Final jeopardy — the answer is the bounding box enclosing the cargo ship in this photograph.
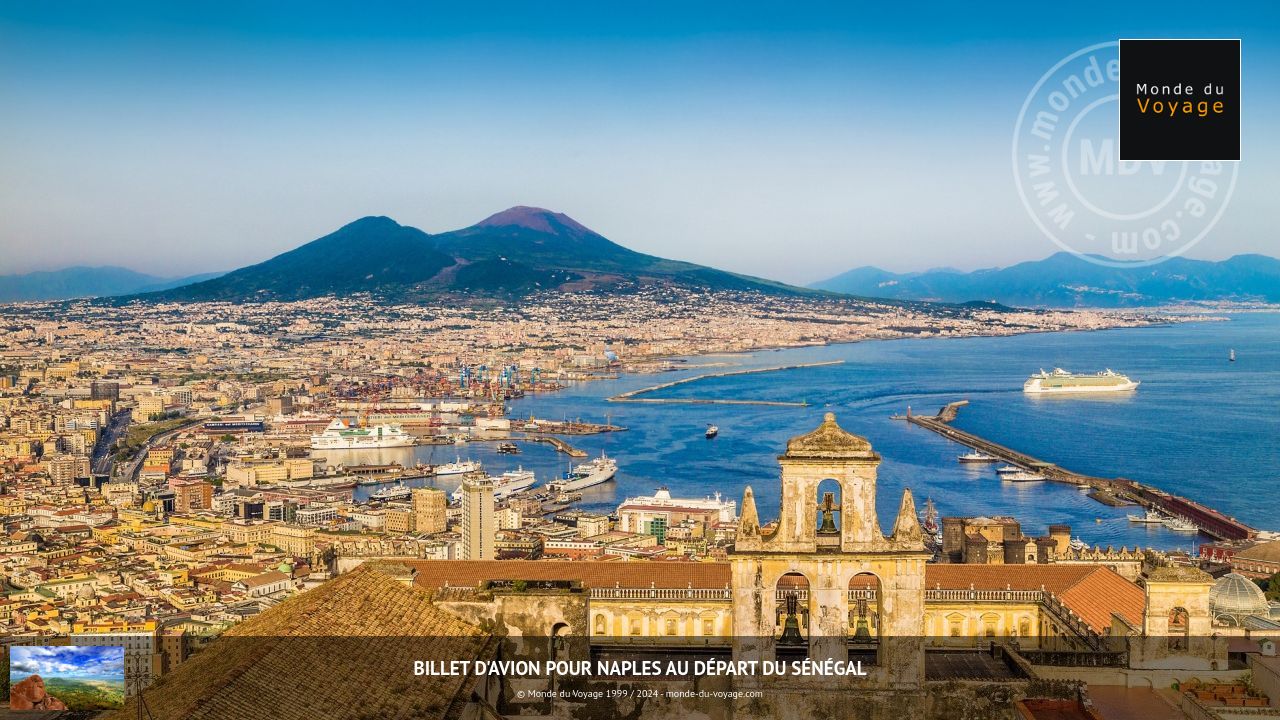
[310,419,415,450]
[1023,368,1139,394]
[547,453,617,492]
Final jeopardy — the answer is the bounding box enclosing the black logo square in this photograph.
[1119,39,1240,161]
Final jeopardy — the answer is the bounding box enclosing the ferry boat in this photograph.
[547,452,618,492]
[995,465,1022,475]
[451,468,537,502]
[370,482,411,502]
[497,442,520,454]
[310,419,415,450]
[958,451,998,464]
[434,458,481,477]
[1023,368,1139,394]
[1001,470,1046,482]
[1070,537,1088,552]
[1127,509,1167,524]
[705,425,719,439]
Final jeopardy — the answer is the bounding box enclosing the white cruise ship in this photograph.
[310,419,415,450]
[547,452,617,493]
[1023,368,1139,394]
[451,468,537,502]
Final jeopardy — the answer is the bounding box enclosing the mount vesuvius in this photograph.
[139,207,810,302]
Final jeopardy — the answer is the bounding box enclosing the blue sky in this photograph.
[9,645,125,680]
[1,2,1276,282]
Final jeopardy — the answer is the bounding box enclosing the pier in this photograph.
[900,402,1258,542]
[607,360,843,407]
[529,436,589,458]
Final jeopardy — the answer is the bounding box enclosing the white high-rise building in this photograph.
[460,476,495,560]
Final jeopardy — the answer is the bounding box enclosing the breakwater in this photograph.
[607,361,844,407]
[902,402,1257,542]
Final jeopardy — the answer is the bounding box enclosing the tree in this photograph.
[1264,572,1280,602]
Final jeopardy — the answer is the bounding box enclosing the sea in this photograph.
[343,312,1280,553]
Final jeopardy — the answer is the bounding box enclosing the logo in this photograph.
[1012,42,1237,267]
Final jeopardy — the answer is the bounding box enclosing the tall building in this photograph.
[460,476,495,560]
[171,478,213,514]
[412,487,446,534]
[90,380,119,401]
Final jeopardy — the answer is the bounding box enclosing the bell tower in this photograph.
[731,413,928,688]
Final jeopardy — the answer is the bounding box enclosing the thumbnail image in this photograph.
[8,646,125,712]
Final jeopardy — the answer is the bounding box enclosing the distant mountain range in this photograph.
[0,266,222,303]
[138,207,809,302]
[812,253,1280,308]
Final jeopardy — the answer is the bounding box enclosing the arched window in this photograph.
[1168,607,1189,652]
[815,479,842,535]
[775,572,810,659]
[850,572,882,665]
[593,614,606,635]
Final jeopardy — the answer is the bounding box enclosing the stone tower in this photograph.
[731,413,928,688]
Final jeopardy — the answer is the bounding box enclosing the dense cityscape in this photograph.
[0,291,1198,653]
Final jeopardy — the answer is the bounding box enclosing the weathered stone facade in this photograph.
[731,413,930,688]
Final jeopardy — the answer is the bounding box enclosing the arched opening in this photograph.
[550,622,570,662]
[1168,607,1189,652]
[849,572,882,665]
[593,614,606,636]
[815,479,842,533]
[775,572,810,659]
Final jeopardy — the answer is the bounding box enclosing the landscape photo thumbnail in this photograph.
[8,646,125,712]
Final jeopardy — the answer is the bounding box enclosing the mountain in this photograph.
[812,253,1280,308]
[0,266,222,302]
[142,207,812,302]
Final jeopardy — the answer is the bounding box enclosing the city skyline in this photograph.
[2,2,1278,282]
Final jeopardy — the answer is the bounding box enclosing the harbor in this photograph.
[900,401,1259,542]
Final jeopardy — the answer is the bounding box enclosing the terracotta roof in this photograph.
[1236,540,1280,564]
[107,563,494,720]
[925,564,1144,632]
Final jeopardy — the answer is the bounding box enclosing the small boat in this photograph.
[1127,509,1166,524]
[1001,470,1046,482]
[958,451,998,464]
[497,442,520,455]
[705,425,719,439]
[1229,349,1236,362]
[1163,517,1198,533]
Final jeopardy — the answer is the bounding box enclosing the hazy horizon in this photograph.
[2,2,1277,283]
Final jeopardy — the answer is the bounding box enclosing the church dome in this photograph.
[783,413,877,460]
[1209,573,1269,625]
[141,499,156,513]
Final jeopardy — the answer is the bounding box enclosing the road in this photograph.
[90,409,132,477]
